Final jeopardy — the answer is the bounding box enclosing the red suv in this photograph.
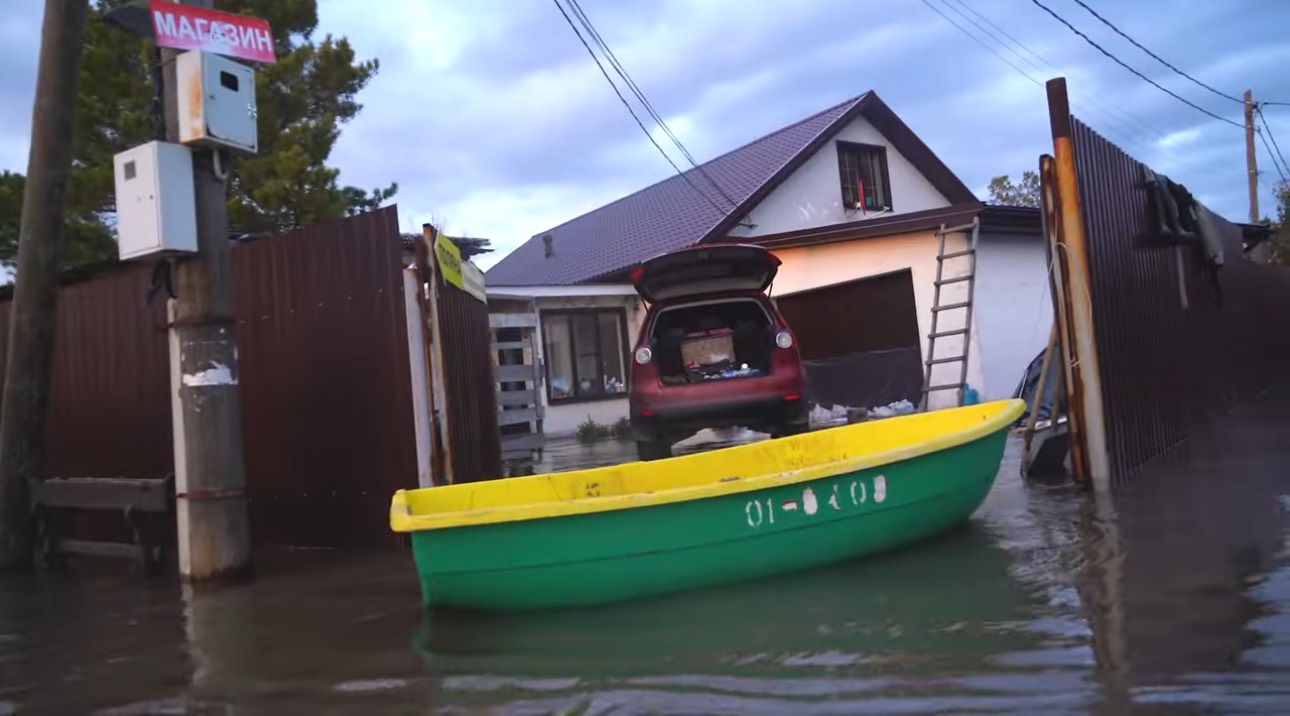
[628,244,808,461]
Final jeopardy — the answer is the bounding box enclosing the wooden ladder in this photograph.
[920,216,980,411]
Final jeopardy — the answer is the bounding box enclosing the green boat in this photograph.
[389,398,1026,611]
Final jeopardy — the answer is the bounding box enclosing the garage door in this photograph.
[773,269,923,410]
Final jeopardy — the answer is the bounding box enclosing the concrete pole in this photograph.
[0,0,90,571]
[163,0,252,582]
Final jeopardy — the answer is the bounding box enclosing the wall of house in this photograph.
[973,232,1054,400]
[728,117,953,239]
[770,230,986,410]
[533,293,644,436]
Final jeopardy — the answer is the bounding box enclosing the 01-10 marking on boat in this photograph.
[745,475,887,528]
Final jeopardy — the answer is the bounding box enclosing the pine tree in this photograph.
[1,0,396,271]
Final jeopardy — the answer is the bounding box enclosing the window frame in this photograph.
[540,307,632,405]
[835,140,893,212]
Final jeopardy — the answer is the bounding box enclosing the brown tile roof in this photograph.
[485,91,977,286]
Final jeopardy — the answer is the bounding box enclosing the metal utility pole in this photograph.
[163,0,252,582]
[1045,77,1110,492]
[1245,90,1260,225]
[0,0,90,571]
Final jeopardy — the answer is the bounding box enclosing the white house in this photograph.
[484,90,1052,438]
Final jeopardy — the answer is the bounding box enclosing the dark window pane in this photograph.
[598,312,626,394]
[543,316,575,401]
[572,313,605,398]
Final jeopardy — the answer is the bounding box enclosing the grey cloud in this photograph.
[2,0,1285,246]
[277,0,1290,233]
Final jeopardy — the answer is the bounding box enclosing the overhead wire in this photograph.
[920,0,1158,159]
[1027,0,1243,129]
[943,0,1166,140]
[548,0,733,218]
[1255,107,1289,183]
[1067,0,1243,105]
[564,0,741,211]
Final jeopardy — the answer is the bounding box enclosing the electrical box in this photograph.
[113,141,198,261]
[176,49,259,154]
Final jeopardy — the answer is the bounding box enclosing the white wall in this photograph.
[728,116,952,239]
[532,292,644,436]
[974,233,1054,400]
[771,231,986,410]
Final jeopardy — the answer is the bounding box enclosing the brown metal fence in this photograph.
[434,278,503,483]
[1066,116,1290,479]
[232,206,418,547]
[0,205,478,548]
[0,264,172,480]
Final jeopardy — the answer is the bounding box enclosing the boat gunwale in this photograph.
[390,399,1025,533]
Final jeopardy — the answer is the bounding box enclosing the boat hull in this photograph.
[407,425,1008,611]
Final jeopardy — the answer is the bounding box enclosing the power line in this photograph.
[1028,0,1243,129]
[920,0,1159,159]
[920,0,1045,88]
[1257,128,1287,184]
[1256,106,1289,183]
[1067,0,1242,105]
[946,0,1164,138]
[548,0,732,218]
[941,0,1047,76]
[563,0,741,211]
[941,0,1166,141]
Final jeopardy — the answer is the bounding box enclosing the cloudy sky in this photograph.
[2,0,1288,269]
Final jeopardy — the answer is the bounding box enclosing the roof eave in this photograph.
[695,91,979,246]
[739,203,985,251]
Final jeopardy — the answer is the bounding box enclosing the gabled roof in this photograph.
[485,91,978,287]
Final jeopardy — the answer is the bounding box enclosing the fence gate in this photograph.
[491,312,546,471]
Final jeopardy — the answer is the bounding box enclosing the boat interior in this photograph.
[395,399,1023,528]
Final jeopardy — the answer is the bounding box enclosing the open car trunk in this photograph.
[650,299,775,385]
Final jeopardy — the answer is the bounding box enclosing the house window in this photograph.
[542,309,629,403]
[837,141,891,211]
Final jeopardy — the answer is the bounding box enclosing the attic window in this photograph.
[836,141,891,212]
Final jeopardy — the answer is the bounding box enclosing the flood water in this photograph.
[3,387,1290,714]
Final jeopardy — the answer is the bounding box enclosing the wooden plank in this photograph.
[489,313,538,329]
[498,389,541,407]
[501,433,546,452]
[491,340,529,351]
[498,407,539,426]
[56,539,145,560]
[30,477,173,513]
[496,364,538,382]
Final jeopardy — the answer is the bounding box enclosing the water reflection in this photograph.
[0,390,1287,713]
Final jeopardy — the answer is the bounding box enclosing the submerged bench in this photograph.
[28,476,175,576]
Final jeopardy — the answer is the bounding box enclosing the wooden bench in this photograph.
[28,476,175,576]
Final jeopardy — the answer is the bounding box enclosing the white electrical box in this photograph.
[113,141,198,261]
[177,49,259,154]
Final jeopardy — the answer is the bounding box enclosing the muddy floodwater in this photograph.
[2,387,1289,714]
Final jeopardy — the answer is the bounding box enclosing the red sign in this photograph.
[148,1,276,64]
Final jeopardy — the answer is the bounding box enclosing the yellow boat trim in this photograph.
[390,399,1025,533]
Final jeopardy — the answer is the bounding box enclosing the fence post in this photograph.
[1045,77,1111,491]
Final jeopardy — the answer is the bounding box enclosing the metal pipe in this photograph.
[1046,77,1111,491]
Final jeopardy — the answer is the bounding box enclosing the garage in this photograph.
[772,268,923,411]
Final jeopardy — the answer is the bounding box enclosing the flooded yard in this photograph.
[2,387,1289,714]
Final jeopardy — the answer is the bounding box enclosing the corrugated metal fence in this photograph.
[0,205,503,548]
[434,275,503,483]
[233,207,418,546]
[1066,116,1290,479]
[0,265,173,480]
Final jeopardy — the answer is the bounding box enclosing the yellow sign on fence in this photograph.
[434,234,464,291]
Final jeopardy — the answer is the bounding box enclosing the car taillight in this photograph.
[775,331,794,349]
[634,346,653,365]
